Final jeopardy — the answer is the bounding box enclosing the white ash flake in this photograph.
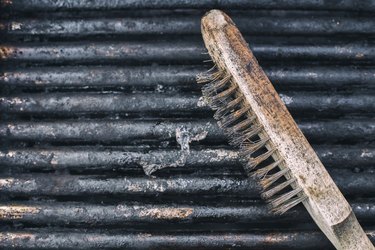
[279,94,293,105]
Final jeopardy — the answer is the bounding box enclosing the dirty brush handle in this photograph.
[200,9,374,250]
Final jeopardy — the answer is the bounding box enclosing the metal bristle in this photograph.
[272,195,307,215]
[270,188,306,213]
[198,66,306,215]
[270,188,304,213]
[243,161,256,173]
[196,67,223,84]
[260,167,289,190]
[251,159,283,178]
[207,85,237,109]
[202,74,232,97]
[218,106,250,128]
[261,178,296,199]
[239,137,269,157]
[247,148,276,168]
[229,125,262,146]
[228,115,255,135]
[214,95,243,119]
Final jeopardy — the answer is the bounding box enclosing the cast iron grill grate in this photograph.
[0,1,374,249]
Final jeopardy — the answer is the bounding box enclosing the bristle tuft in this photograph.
[260,167,289,190]
[247,148,276,169]
[214,95,243,119]
[202,74,231,97]
[229,125,262,146]
[239,137,269,157]
[228,115,255,135]
[251,160,282,178]
[197,66,306,215]
[196,66,223,84]
[261,178,295,199]
[207,84,236,109]
[271,194,307,215]
[218,106,250,128]
[270,188,303,209]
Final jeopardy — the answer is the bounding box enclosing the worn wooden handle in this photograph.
[201,9,373,250]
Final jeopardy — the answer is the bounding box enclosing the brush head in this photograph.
[197,64,304,214]
[197,9,350,220]
[198,13,303,215]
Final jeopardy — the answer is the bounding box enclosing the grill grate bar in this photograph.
[2,15,375,36]
[0,92,374,116]
[1,40,374,65]
[0,170,373,197]
[2,65,374,90]
[0,146,373,171]
[0,230,373,249]
[1,119,374,143]
[0,201,373,226]
[3,0,375,11]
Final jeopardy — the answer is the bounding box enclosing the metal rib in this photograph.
[0,146,372,170]
[0,169,373,197]
[1,66,373,90]
[0,120,373,143]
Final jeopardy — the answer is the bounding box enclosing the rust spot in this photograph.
[139,208,193,220]
[0,206,40,219]
[307,186,323,198]
[299,175,306,184]
[0,232,34,242]
[264,233,289,244]
[0,47,13,59]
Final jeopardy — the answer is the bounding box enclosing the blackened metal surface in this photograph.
[2,0,375,11]
[0,1,374,250]
[1,65,375,90]
[2,13,375,36]
[1,40,375,64]
[0,146,373,171]
[0,230,365,250]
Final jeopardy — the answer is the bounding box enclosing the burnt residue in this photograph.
[0,146,373,172]
[140,125,209,175]
[139,207,194,220]
[0,92,374,119]
[0,47,13,60]
[0,230,352,249]
[0,119,374,144]
[1,14,375,37]
[0,174,261,197]
[0,169,373,197]
[0,41,374,65]
[0,205,40,220]
[0,201,374,227]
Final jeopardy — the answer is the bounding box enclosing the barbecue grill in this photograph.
[0,1,374,249]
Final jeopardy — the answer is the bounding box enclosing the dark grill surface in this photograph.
[0,1,374,249]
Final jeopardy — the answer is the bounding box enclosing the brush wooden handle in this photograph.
[201,9,373,250]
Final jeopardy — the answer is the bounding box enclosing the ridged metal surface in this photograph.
[0,1,374,249]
